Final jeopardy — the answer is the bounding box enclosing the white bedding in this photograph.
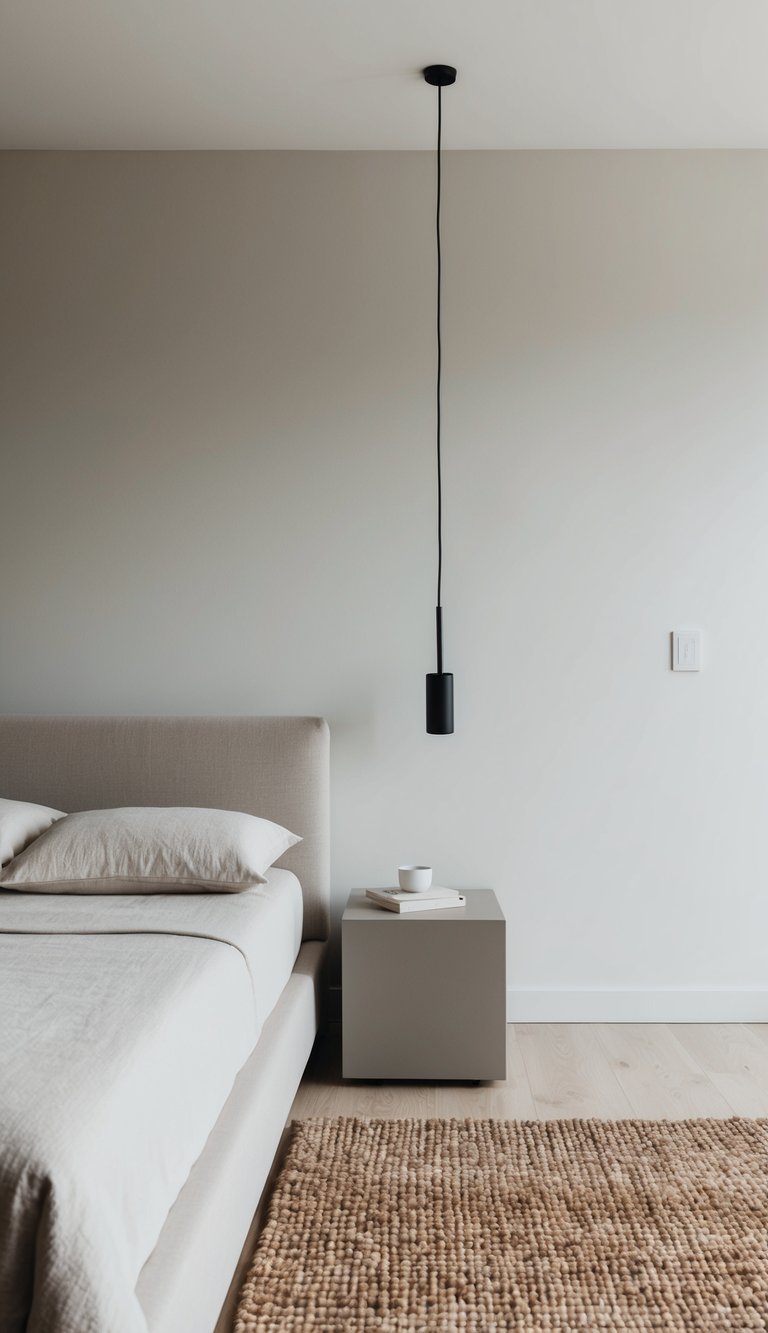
[0,868,302,1333]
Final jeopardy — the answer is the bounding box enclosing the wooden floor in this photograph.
[290,1023,768,1121]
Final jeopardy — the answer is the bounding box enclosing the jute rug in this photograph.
[234,1117,768,1331]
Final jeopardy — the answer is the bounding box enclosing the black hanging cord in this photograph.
[436,83,443,618]
[423,64,456,733]
[435,84,444,674]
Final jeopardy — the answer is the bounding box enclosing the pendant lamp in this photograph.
[423,64,457,734]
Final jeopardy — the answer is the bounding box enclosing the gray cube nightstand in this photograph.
[342,889,506,1082]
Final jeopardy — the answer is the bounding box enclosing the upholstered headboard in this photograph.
[0,715,330,941]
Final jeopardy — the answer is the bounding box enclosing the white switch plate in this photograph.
[672,630,701,671]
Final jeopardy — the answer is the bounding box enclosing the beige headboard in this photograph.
[0,715,330,941]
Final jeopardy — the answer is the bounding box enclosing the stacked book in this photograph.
[365,887,466,914]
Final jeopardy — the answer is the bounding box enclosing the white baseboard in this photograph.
[507,988,768,1023]
[331,984,768,1026]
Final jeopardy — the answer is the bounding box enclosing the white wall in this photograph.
[3,150,768,1019]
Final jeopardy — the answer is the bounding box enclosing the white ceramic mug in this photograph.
[398,865,433,893]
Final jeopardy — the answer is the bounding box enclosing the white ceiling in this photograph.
[3,0,768,150]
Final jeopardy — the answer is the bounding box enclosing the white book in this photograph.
[365,887,466,914]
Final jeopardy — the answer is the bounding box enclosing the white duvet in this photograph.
[0,871,302,1333]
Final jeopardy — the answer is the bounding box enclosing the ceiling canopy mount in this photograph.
[422,65,457,88]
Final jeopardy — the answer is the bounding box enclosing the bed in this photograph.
[0,715,330,1333]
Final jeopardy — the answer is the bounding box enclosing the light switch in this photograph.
[672,630,701,672]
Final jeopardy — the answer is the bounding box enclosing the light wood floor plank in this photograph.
[595,1023,734,1119]
[671,1024,768,1117]
[515,1023,634,1119]
[291,1025,768,1124]
[435,1026,537,1119]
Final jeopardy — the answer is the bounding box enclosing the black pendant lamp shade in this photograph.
[424,64,457,735]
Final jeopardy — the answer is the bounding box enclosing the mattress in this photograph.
[0,868,303,1333]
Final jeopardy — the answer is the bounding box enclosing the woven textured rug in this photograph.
[234,1117,768,1332]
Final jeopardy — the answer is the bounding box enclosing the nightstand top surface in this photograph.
[344,887,503,923]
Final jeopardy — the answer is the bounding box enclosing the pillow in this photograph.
[0,798,65,867]
[0,806,301,894]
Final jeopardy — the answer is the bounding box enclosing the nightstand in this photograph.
[342,889,506,1081]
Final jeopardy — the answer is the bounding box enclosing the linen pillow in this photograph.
[0,798,66,867]
[0,806,301,894]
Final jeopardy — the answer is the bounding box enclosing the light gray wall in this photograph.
[3,150,768,1019]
